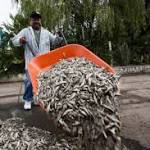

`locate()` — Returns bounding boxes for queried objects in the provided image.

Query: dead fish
[36,57,127,150]
[0,118,78,150]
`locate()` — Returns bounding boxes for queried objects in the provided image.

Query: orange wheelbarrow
[28,44,115,97]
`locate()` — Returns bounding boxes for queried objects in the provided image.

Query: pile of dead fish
[0,118,77,150]
[37,57,126,150]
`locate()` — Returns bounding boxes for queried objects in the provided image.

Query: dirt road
[0,74,150,150]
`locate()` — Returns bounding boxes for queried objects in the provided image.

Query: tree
[1,0,148,76]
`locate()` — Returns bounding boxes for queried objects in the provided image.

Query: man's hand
[56,31,62,37]
[20,37,27,45]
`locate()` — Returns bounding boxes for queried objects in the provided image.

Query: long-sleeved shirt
[12,26,59,69]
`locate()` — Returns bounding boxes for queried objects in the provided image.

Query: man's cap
[30,11,42,19]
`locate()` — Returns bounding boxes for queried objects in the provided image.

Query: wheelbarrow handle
[26,42,36,57]
[58,29,68,45]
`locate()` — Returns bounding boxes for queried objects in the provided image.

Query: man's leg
[23,70,33,110]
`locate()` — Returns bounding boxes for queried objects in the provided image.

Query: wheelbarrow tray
[28,44,115,95]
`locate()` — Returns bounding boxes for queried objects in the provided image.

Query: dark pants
[23,70,33,102]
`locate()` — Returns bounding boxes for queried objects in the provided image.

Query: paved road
[0,74,150,150]
[119,74,150,149]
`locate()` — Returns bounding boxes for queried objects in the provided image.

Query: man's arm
[12,29,27,47]
[49,32,63,47]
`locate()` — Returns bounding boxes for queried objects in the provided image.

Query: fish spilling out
[36,57,126,150]
[0,118,77,150]
[0,57,128,150]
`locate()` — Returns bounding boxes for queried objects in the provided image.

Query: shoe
[24,101,32,110]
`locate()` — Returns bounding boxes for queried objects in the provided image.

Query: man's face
[30,18,41,30]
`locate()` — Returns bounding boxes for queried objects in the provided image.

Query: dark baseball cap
[30,11,42,19]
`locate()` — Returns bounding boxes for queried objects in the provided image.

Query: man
[12,11,63,110]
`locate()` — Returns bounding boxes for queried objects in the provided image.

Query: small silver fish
[36,57,126,150]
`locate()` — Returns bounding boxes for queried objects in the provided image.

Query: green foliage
[1,0,150,76]
[0,14,25,76]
